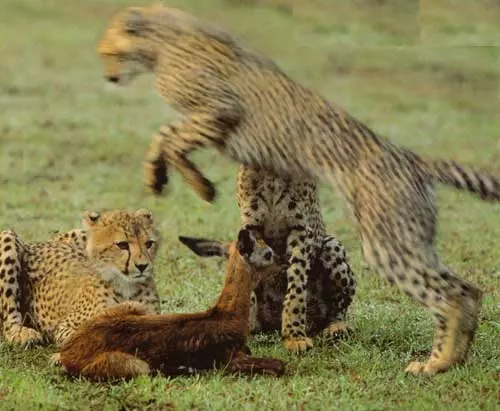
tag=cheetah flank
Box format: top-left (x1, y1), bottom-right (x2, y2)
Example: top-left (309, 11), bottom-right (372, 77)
top-left (0, 209), bottom-right (160, 347)
top-left (98, 5), bottom-right (500, 375)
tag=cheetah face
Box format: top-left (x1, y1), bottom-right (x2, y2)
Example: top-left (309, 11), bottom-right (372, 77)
top-left (83, 209), bottom-right (159, 283)
top-left (99, 5), bottom-right (218, 85)
top-left (97, 8), bottom-right (157, 85)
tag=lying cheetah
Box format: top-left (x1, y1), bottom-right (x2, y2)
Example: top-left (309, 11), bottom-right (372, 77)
top-left (0, 209), bottom-right (160, 347)
top-left (98, 6), bottom-right (500, 375)
top-left (238, 165), bottom-right (355, 352)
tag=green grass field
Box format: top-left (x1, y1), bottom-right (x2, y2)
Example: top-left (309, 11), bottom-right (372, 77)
top-left (1, 0), bottom-right (499, 409)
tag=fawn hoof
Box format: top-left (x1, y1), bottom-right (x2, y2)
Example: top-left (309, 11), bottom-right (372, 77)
top-left (283, 336), bottom-right (313, 353)
top-left (262, 359), bottom-right (286, 377)
top-left (324, 322), bottom-right (352, 341)
top-left (5, 326), bottom-right (44, 348)
top-left (144, 160), bottom-right (168, 196)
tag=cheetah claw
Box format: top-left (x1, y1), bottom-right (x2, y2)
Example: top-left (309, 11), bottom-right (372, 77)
top-left (283, 336), bottom-right (313, 353)
top-left (5, 326), bottom-right (44, 348)
top-left (405, 360), bottom-right (450, 376)
top-left (49, 353), bottom-right (62, 367)
top-left (324, 322), bottom-right (352, 341)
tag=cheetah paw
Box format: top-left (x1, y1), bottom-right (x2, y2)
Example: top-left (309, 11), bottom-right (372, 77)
top-left (404, 360), bottom-right (451, 376)
top-left (283, 336), bottom-right (313, 353)
top-left (49, 353), bottom-right (62, 367)
top-left (5, 326), bottom-right (44, 348)
top-left (192, 176), bottom-right (217, 203)
top-left (122, 300), bottom-right (156, 315)
top-left (324, 322), bottom-right (352, 341)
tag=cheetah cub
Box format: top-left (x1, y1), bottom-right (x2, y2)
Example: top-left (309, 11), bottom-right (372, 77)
top-left (0, 209), bottom-right (160, 347)
top-left (238, 165), bottom-right (355, 353)
top-left (99, 6), bottom-right (499, 375)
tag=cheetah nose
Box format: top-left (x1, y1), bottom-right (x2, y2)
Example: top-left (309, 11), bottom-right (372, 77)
top-left (135, 263), bottom-right (148, 273)
top-left (264, 250), bottom-right (273, 260)
top-left (106, 75), bottom-right (120, 83)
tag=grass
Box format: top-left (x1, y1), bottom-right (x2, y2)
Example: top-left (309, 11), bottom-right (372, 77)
top-left (1, 0), bottom-right (499, 409)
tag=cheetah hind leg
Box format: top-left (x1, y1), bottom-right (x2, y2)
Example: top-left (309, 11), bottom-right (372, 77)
top-left (405, 269), bottom-right (483, 376)
top-left (0, 230), bottom-right (43, 347)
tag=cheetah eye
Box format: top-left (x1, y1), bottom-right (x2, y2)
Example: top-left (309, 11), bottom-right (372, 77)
top-left (116, 241), bottom-right (130, 250)
top-left (145, 240), bottom-right (156, 249)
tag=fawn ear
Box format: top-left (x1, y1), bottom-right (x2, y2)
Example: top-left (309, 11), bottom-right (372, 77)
top-left (178, 236), bottom-right (229, 258)
top-left (236, 229), bottom-right (256, 257)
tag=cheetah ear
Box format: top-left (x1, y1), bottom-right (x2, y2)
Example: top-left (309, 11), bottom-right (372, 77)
top-left (178, 236), bottom-right (230, 259)
top-left (124, 8), bottom-right (147, 35)
top-left (135, 208), bottom-right (154, 222)
top-left (82, 211), bottom-right (101, 228)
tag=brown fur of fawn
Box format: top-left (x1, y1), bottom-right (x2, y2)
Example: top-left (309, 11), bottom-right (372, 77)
top-left (57, 229), bottom-right (285, 380)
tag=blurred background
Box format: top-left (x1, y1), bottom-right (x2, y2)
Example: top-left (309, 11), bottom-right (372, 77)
top-left (0, 1), bottom-right (499, 409)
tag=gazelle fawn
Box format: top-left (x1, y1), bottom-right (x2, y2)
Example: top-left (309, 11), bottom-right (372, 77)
top-left (56, 229), bottom-right (285, 380)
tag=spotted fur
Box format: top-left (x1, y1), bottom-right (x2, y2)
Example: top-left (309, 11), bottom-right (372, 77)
top-left (238, 165), bottom-right (355, 352)
top-left (0, 209), bottom-right (160, 347)
top-left (98, 5), bottom-right (500, 375)
top-left (50, 229), bottom-right (88, 251)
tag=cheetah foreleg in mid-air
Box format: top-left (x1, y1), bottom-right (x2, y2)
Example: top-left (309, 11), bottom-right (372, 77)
top-left (143, 98), bottom-right (242, 201)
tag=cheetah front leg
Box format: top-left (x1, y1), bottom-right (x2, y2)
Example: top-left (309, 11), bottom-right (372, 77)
top-left (0, 230), bottom-right (43, 347)
top-left (318, 236), bottom-right (356, 340)
top-left (130, 277), bottom-right (161, 314)
top-left (282, 226), bottom-right (315, 353)
top-left (144, 105), bottom-right (242, 203)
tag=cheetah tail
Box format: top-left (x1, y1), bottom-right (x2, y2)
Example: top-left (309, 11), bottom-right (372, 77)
top-left (426, 159), bottom-right (500, 201)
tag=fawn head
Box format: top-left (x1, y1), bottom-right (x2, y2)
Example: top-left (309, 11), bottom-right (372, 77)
top-left (179, 229), bottom-right (275, 269)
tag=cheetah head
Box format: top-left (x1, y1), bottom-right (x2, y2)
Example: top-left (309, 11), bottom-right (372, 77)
top-left (97, 6), bottom-right (160, 84)
top-left (98, 5), bottom-right (236, 84)
top-left (83, 209), bottom-right (159, 283)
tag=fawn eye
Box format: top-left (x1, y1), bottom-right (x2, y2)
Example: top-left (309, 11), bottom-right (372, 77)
top-left (116, 241), bottom-right (130, 250)
top-left (145, 240), bottom-right (156, 249)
